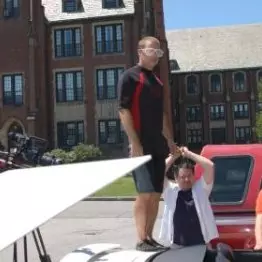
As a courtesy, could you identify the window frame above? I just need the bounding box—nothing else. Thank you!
[186,105,201,122]
[62,0,78,12]
[233,71,246,92]
[235,126,251,144]
[233,102,249,119]
[103,0,121,8]
[209,104,225,121]
[257,70,262,83]
[209,73,222,93]
[186,74,198,95]
[94,23,124,55]
[57,120,84,149]
[2,73,23,106]
[186,128,202,148]
[98,119,124,145]
[54,27,82,58]
[210,155,254,205]
[96,67,124,100]
[55,70,84,103]
[3,0,20,18]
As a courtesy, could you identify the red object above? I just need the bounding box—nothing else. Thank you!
[131,72,144,132]
[195,144,262,249]
[0,159,6,169]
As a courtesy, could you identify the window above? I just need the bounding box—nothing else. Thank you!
[57,121,84,149]
[186,75,198,94]
[98,120,123,144]
[62,0,83,12]
[211,128,226,144]
[210,74,222,93]
[210,104,225,120]
[95,24,123,54]
[233,72,245,91]
[186,106,201,122]
[2,74,23,105]
[103,0,123,8]
[96,68,124,100]
[233,103,249,119]
[235,127,251,144]
[258,70,262,83]
[187,129,202,148]
[56,71,83,102]
[54,28,82,58]
[169,59,179,71]
[209,156,253,203]
[3,0,19,18]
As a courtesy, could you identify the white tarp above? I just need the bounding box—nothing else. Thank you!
[0,155,151,251]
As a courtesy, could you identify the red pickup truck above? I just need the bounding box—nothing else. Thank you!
[195,144,262,249]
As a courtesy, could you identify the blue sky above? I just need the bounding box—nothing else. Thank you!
[163,0,262,30]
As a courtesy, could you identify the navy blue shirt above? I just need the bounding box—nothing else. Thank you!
[173,189,205,246]
[117,65,167,155]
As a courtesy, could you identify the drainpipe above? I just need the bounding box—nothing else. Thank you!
[27,0,37,135]
[142,0,155,36]
[142,0,174,140]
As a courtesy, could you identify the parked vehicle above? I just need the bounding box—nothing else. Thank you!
[195,144,262,249]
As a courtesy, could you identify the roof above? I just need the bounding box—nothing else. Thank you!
[166,23,262,73]
[41,0,134,23]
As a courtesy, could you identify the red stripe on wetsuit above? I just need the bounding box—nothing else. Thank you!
[131,72,144,132]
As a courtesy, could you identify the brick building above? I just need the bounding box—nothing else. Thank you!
[0,0,167,156]
[166,23,262,152]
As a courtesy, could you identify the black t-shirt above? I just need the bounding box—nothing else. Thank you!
[118,65,167,155]
[173,189,205,246]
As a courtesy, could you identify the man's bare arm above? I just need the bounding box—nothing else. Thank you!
[162,112,174,142]
[119,109,140,145]
[183,149,214,185]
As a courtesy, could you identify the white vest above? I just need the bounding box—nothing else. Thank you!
[159,176,219,246]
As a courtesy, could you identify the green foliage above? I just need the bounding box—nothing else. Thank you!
[72,143,102,162]
[256,80,262,141]
[45,144,102,164]
[45,148,76,163]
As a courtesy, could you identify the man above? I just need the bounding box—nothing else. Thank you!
[254,189,262,250]
[160,147,219,261]
[117,36,176,252]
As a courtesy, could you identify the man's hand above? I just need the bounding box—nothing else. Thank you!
[130,142,143,157]
[180,146,191,158]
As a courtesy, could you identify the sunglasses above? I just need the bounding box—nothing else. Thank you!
[139,48,164,58]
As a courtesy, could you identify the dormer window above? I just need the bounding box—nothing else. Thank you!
[63,0,83,12]
[102,0,124,9]
[169,59,179,71]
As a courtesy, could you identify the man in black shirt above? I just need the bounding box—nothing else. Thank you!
[118,36,176,251]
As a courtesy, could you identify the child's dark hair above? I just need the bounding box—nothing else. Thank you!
[166,156,195,180]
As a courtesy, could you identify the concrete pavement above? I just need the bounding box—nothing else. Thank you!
[0,201,164,262]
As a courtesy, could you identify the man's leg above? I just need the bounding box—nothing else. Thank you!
[132,160,161,251]
[133,193,151,241]
[147,156,166,246]
[147,193,161,238]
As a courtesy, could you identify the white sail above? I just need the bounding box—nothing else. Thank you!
[0,155,151,251]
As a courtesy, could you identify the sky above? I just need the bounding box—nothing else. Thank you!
[163,0,262,30]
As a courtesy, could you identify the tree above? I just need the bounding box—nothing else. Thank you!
[256,80,262,142]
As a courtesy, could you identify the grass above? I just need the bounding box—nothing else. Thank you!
[93,176,136,197]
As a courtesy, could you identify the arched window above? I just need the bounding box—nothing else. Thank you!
[210,74,222,93]
[186,75,198,94]
[233,72,245,91]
